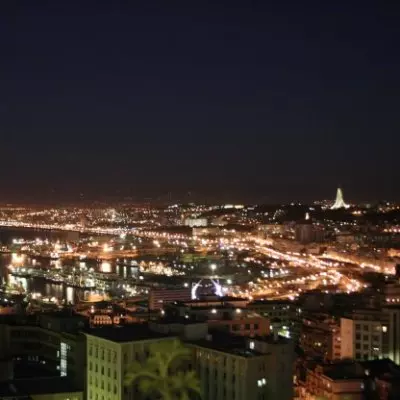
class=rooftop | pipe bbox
[85,323,175,342]
[187,332,264,358]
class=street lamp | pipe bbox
[210,264,217,272]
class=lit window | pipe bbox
[249,341,255,350]
[382,326,388,333]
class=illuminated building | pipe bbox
[298,359,400,400]
[188,332,294,400]
[149,287,192,310]
[184,217,208,227]
[331,187,349,210]
[85,326,176,400]
[299,362,365,400]
[165,303,269,337]
[247,300,301,341]
[340,310,389,361]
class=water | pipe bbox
[0,253,141,304]
[0,228,141,304]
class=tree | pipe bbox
[124,339,201,400]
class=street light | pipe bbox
[210,264,217,272]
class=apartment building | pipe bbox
[187,332,294,400]
[85,325,176,400]
[340,309,388,361]
[384,305,400,365]
[247,300,301,340]
[300,313,341,360]
[0,312,86,388]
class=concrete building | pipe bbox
[85,325,176,400]
[299,362,365,400]
[86,319,294,400]
[165,303,269,337]
[300,314,341,360]
[149,287,191,310]
[247,300,301,341]
[384,305,400,365]
[0,312,87,388]
[188,333,294,400]
[340,309,388,361]
[298,359,400,400]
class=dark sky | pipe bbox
[1,1,399,204]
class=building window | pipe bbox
[363,335,369,341]
[249,341,255,350]
[356,333,361,340]
[245,324,251,330]
[363,325,369,331]
[356,324,361,330]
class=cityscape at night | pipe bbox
[1,1,400,400]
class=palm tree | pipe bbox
[124,339,201,400]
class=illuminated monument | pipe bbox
[331,187,349,209]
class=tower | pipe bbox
[331,187,349,209]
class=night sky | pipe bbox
[1,1,399,204]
